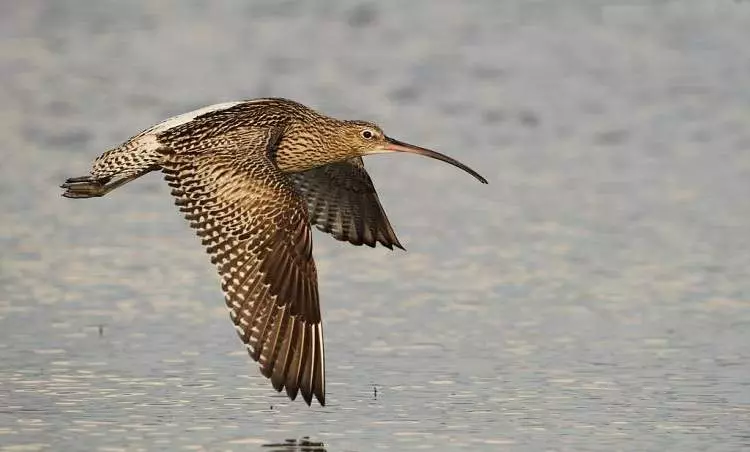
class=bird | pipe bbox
[61,97,487,407]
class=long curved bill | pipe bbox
[382,137,488,184]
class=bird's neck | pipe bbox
[272,123,351,173]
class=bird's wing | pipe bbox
[288,158,404,250]
[161,131,325,406]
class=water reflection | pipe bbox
[263,437,326,451]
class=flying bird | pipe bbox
[61,98,487,406]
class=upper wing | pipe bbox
[288,158,404,250]
[161,132,325,406]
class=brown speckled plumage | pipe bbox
[61,97,486,406]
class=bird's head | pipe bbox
[336,120,488,184]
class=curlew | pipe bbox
[61,98,487,406]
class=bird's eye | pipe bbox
[361,129,375,140]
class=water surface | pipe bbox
[1,1,749,450]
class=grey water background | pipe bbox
[1,1,749,450]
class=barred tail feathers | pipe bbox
[61,137,164,199]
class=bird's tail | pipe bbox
[61,139,164,199]
[61,175,113,198]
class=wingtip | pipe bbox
[297,379,324,406]
[270,372,286,392]
[389,240,406,251]
[285,384,300,401]
[376,238,405,251]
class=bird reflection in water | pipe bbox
[263,437,326,451]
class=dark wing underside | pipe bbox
[161,131,325,406]
[288,158,403,250]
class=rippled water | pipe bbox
[1,1,749,450]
